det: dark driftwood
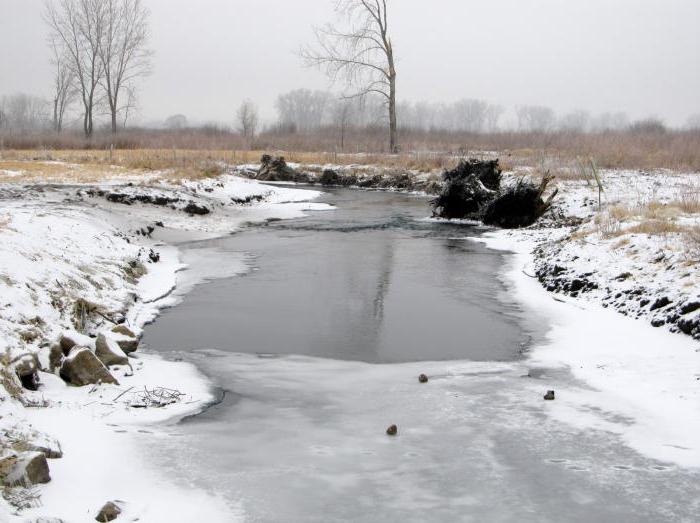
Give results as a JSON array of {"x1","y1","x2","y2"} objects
[{"x1": 431, "y1": 159, "x2": 556, "y2": 228}]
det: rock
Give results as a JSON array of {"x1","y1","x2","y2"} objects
[
  {"x1": 386, "y1": 424, "x2": 398, "y2": 436},
  {"x1": 569, "y1": 279, "x2": 585, "y2": 293},
  {"x1": 49, "y1": 343, "x2": 64, "y2": 373},
  {"x1": 418, "y1": 374, "x2": 429, "y2": 383},
  {"x1": 183, "y1": 202, "x2": 210, "y2": 216},
  {"x1": 60, "y1": 347, "x2": 119, "y2": 387},
  {"x1": 59, "y1": 330, "x2": 95, "y2": 355},
  {"x1": 543, "y1": 390, "x2": 555, "y2": 400},
  {"x1": 108, "y1": 326, "x2": 139, "y2": 354},
  {"x1": 96, "y1": 334, "x2": 129, "y2": 367},
  {"x1": 319, "y1": 169, "x2": 341, "y2": 186},
  {"x1": 680, "y1": 301, "x2": 700, "y2": 315},
  {"x1": 650, "y1": 297, "x2": 672, "y2": 311},
  {"x1": 12, "y1": 353, "x2": 40, "y2": 391},
  {"x1": 26, "y1": 434, "x2": 63, "y2": 459},
  {"x1": 95, "y1": 501, "x2": 122, "y2": 522},
  {"x1": 1, "y1": 451, "x2": 51, "y2": 487}
]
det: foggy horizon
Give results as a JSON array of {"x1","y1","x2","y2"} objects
[{"x1": 1, "y1": 0, "x2": 699, "y2": 128}]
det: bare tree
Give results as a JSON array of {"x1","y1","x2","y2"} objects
[
  {"x1": 49, "y1": 37, "x2": 75, "y2": 133},
  {"x1": 559, "y1": 110, "x2": 591, "y2": 132},
  {"x1": 45, "y1": 0, "x2": 105, "y2": 138},
  {"x1": 165, "y1": 114, "x2": 188, "y2": 130},
  {"x1": 0, "y1": 94, "x2": 51, "y2": 132},
  {"x1": 303, "y1": 0, "x2": 398, "y2": 153},
  {"x1": 275, "y1": 89, "x2": 330, "y2": 131},
  {"x1": 100, "y1": 0, "x2": 151, "y2": 134},
  {"x1": 685, "y1": 114, "x2": 700, "y2": 130},
  {"x1": 331, "y1": 98, "x2": 356, "y2": 150},
  {"x1": 516, "y1": 105, "x2": 556, "y2": 132},
  {"x1": 237, "y1": 99, "x2": 259, "y2": 139}
]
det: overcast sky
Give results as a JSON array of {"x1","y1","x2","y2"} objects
[{"x1": 1, "y1": 0, "x2": 699, "y2": 126}]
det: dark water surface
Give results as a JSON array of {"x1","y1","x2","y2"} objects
[
  {"x1": 139, "y1": 188, "x2": 700, "y2": 523},
  {"x1": 143, "y1": 188, "x2": 530, "y2": 363}
]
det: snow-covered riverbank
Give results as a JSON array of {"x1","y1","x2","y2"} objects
[
  {"x1": 474, "y1": 168, "x2": 700, "y2": 468},
  {"x1": 1, "y1": 163, "x2": 698, "y2": 520},
  {"x1": 0, "y1": 172, "x2": 330, "y2": 521}
]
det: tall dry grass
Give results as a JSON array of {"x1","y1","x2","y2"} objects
[{"x1": 2, "y1": 126, "x2": 699, "y2": 172}]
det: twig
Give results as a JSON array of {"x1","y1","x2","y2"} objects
[{"x1": 113, "y1": 386, "x2": 134, "y2": 402}]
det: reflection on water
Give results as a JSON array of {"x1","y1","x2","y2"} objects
[
  {"x1": 143, "y1": 188, "x2": 529, "y2": 363},
  {"x1": 140, "y1": 188, "x2": 700, "y2": 523}
]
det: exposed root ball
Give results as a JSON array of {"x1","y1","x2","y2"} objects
[{"x1": 431, "y1": 159, "x2": 557, "y2": 229}]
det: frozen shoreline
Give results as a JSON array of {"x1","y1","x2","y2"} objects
[
  {"x1": 474, "y1": 230, "x2": 700, "y2": 469},
  {"x1": 0, "y1": 175, "x2": 331, "y2": 521},
  {"x1": 1, "y1": 167, "x2": 698, "y2": 520}
]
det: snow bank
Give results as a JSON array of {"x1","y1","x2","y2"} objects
[
  {"x1": 0, "y1": 173, "x2": 329, "y2": 520},
  {"x1": 472, "y1": 170, "x2": 700, "y2": 468}
]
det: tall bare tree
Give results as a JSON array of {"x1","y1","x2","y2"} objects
[
  {"x1": 237, "y1": 99, "x2": 259, "y2": 140},
  {"x1": 100, "y1": 0, "x2": 151, "y2": 134},
  {"x1": 303, "y1": 0, "x2": 398, "y2": 153},
  {"x1": 50, "y1": 37, "x2": 75, "y2": 133},
  {"x1": 45, "y1": 0, "x2": 105, "y2": 138}
]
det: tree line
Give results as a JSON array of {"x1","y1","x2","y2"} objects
[{"x1": 1, "y1": 0, "x2": 698, "y2": 149}]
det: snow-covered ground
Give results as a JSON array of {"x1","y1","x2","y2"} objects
[
  {"x1": 474, "y1": 168, "x2": 700, "y2": 468},
  {"x1": 0, "y1": 163, "x2": 698, "y2": 520},
  {"x1": 0, "y1": 171, "x2": 331, "y2": 521}
]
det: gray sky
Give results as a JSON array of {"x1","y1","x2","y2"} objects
[{"x1": 1, "y1": 0, "x2": 699, "y2": 126}]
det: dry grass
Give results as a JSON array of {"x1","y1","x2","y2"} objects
[
  {"x1": 0, "y1": 352, "x2": 23, "y2": 401},
  {"x1": 594, "y1": 198, "x2": 699, "y2": 239},
  {"x1": 3, "y1": 126, "x2": 700, "y2": 171}
]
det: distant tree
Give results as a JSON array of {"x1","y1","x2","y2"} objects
[
  {"x1": 45, "y1": 0, "x2": 105, "y2": 138},
  {"x1": 484, "y1": 104, "x2": 504, "y2": 132},
  {"x1": 331, "y1": 98, "x2": 355, "y2": 150},
  {"x1": 591, "y1": 112, "x2": 629, "y2": 132},
  {"x1": 303, "y1": 0, "x2": 398, "y2": 152},
  {"x1": 628, "y1": 117, "x2": 667, "y2": 134},
  {"x1": 1, "y1": 94, "x2": 50, "y2": 132},
  {"x1": 100, "y1": 0, "x2": 152, "y2": 134},
  {"x1": 49, "y1": 36, "x2": 75, "y2": 133},
  {"x1": 516, "y1": 105, "x2": 556, "y2": 132},
  {"x1": 275, "y1": 89, "x2": 330, "y2": 132},
  {"x1": 165, "y1": 114, "x2": 188, "y2": 130},
  {"x1": 686, "y1": 114, "x2": 700, "y2": 130},
  {"x1": 559, "y1": 110, "x2": 591, "y2": 132},
  {"x1": 237, "y1": 99, "x2": 259, "y2": 139}
]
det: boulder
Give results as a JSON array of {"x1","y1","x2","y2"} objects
[
  {"x1": 418, "y1": 374, "x2": 429, "y2": 384},
  {"x1": 12, "y1": 353, "x2": 40, "y2": 391},
  {"x1": 1, "y1": 451, "x2": 51, "y2": 487},
  {"x1": 95, "y1": 501, "x2": 122, "y2": 522},
  {"x1": 59, "y1": 330, "x2": 95, "y2": 355},
  {"x1": 26, "y1": 434, "x2": 64, "y2": 459},
  {"x1": 109, "y1": 326, "x2": 139, "y2": 354},
  {"x1": 60, "y1": 347, "x2": 119, "y2": 387},
  {"x1": 544, "y1": 390, "x2": 556, "y2": 401},
  {"x1": 96, "y1": 334, "x2": 129, "y2": 367},
  {"x1": 386, "y1": 424, "x2": 398, "y2": 436},
  {"x1": 49, "y1": 343, "x2": 64, "y2": 373}
]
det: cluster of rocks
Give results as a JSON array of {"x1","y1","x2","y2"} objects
[
  {"x1": 11, "y1": 325, "x2": 140, "y2": 395},
  {"x1": 4, "y1": 326, "x2": 140, "y2": 517},
  {"x1": 248, "y1": 154, "x2": 442, "y2": 194},
  {"x1": 534, "y1": 250, "x2": 700, "y2": 340}
]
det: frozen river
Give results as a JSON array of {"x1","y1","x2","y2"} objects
[{"x1": 142, "y1": 188, "x2": 699, "y2": 522}]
